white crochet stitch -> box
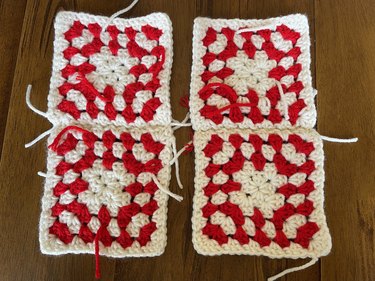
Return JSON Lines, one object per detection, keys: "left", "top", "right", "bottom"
{"left": 47, "top": 11, "right": 173, "bottom": 127}
{"left": 189, "top": 14, "right": 316, "bottom": 131}
{"left": 191, "top": 128, "right": 332, "bottom": 258}
{"left": 37, "top": 10, "right": 179, "bottom": 262}
{"left": 40, "top": 125, "right": 174, "bottom": 257}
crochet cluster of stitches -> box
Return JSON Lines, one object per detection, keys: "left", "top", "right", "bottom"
{"left": 39, "top": 11, "right": 174, "bottom": 257}
{"left": 190, "top": 15, "right": 316, "bottom": 131}
{"left": 190, "top": 14, "right": 331, "bottom": 258}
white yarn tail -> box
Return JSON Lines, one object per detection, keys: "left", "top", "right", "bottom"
{"left": 151, "top": 174, "right": 183, "bottom": 202}
{"left": 275, "top": 80, "right": 289, "bottom": 120}
{"left": 103, "top": 0, "right": 139, "bottom": 30}
{"left": 37, "top": 171, "right": 47, "bottom": 177}
{"left": 170, "top": 113, "right": 192, "bottom": 189}
{"left": 25, "top": 127, "right": 53, "bottom": 148}
{"left": 25, "top": 84, "right": 53, "bottom": 148}
{"left": 172, "top": 113, "right": 191, "bottom": 130}
{"left": 321, "top": 135, "right": 358, "bottom": 143}
{"left": 267, "top": 258, "right": 319, "bottom": 281}
{"left": 25, "top": 84, "right": 47, "bottom": 118}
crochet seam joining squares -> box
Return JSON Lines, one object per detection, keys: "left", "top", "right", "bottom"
{"left": 40, "top": 11, "right": 175, "bottom": 258}
{"left": 190, "top": 14, "right": 331, "bottom": 259}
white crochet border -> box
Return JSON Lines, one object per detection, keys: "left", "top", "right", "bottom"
{"left": 47, "top": 11, "right": 173, "bottom": 127}
{"left": 39, "top": 124, "right": 173, "bottom": 257}
{"left": 189, "top": 14, "right": 317, "bottom": 131}
{"left": 191, "top": 128, "right": 332, "bottom": 258}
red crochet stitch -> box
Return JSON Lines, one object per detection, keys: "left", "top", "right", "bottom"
{"left": 56, "top": 20, "right": 167, "bottom": 124}
{"left": 47, "top": 126, "right": 167, "bottom": 251}
{"left": 194, "top": 130, "right": 326, "bottom": 252}
{"left": 194, "top": 23, "right": 309, "bottom": 127}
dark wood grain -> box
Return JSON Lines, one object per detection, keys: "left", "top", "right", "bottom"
{"left": 315, "top": 0, "right": 375, "bottom": 280}
{"left": 0, "top": 0, "right": 27, "bottom": 156}
{"left": 0, "top": 0, "right": 373, "bottom": 280}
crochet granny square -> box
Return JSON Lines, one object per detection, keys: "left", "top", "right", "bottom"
{"left": 191, "top": 128, "right": 331, "bottom": 258}
{"left": 189, "top": 14, "right": 316, "bottom": 131}
{"left": 47, "top": 11, "right": 173, "bottom": 126}
{"left": 40, "top": 125, "right": 173, "bottom": 257}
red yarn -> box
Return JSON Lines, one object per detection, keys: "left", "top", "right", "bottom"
{"left": 49, "top": 221, "right": 74, "bottom": 244}
{"left": 137, "top": 222, "right": 157, "bottom": 246}
{"left": 141, "top": 133, "right": 165, "bottom": 154}
{"left": 179, "top": 95, "right": 190, "bottom": 109}
{"left": 294, "top": 222, "right": 319, "bottom": 248}
{"left": 49, "top": 126, "right": 90, "bottom": 151}
{"left": 233, "top": 226, "right": 249, "bottom": 245}
{"left": 276, "top": 24, "right": 301, "bottom": 45}
{"left": 202, "top": 223, "right": 228, "bottom": 245}
{"left": 202, "top": 27, "right": 217, "bottom": 47}
{"left": 141, "top": 24, "right": 163, "bottom": 40}
{"left": 64, "top": 21, "right": 85, "bottom": 41}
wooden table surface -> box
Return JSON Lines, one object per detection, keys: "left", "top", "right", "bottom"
{"left": 0, "top": 0, "right": 374, "bottom": 280}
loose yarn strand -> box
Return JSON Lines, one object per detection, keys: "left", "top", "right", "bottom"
{"left": 170, "top": 141, "right": 192, "bottom": 166}
{"left": 275, "top": 80, "right": 289, "bottom": 120}
{"left": 321, "top": 135, "right": 358, "bottom": 143}
{"left": 171, "top": 113, "right": 191, "bottom": 130}
{"left": 37, "top": 171, "right": 47, "bottom": 178}
{"left": 102, "top": 0, "right": 139, "bottom": 31}
{"left": 25, "top": 84, "right": 48, "bottom": 118}
{"left": 151, "top": 174, "right": 183, "bottom": 202}
{"left": 171, "top": 140, "right": 184, "bottom": 189}
{"left": 25, "top": 127, "right": 54, "bottom": 148}
{"left": 267, "top": 258, "right": 319, "bottom": 281}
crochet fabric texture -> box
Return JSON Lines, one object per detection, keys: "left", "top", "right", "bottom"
{"left": 47, "top": 12, "right": 173, "bottom": 126}
{"left": 190, "top": 14, "right": 331, "bottom": 259}
{"left": 39, "top": 11, "right": 174, "bottom": 258}
{"left": 190, "top": 14, "right": 316, "bottom": 131}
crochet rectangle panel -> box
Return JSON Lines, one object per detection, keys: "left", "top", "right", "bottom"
{"left": 47, "top": 12, "right": 173, "bottom": 126}
{"left": 40, "top": 125, "right": 173, "bottom": 257}
{"left": 189, "top": 14, "right": 316, "bottom": 131}
{"left": 191, "top": 128, "right": 331, "bottom": 258}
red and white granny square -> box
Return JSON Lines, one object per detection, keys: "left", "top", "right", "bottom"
{"left": 189, "top": 14, "right": 316, "bottom": 131}
{"left": 47, "top": 12, "right": 173, "bottom": 126}
{"left": 40, "top": 125, "right": 173, "bottom": 257}
{"left": 192, "top": 128, "right": 331, "bottom": 258}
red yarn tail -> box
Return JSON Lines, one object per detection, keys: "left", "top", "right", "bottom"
{"left": 179, "top": 95, "right": 189, "bottom": 109}
{"left": 183, "top": 142, "right": 194, "bottom": 154}
{"left": 48, "top": 126, "right": 90, "bottom": 151}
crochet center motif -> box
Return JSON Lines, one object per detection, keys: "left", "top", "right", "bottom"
{"left": 191, "top": 17, "right": 315, "bottom": 129}
{"left": 55, "top": 19, "right": 166, "bottom": 124}
{"left": 44, "top": 126, "right": 170, "bottom": 253}
{"left": 193, "top": 129, "right": 330, "bottom": 257}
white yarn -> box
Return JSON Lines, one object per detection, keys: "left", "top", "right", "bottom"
{"left": 151, "top": 174, "right": 183, "bottom": 202}
{"left": 25, "top": 127, "right": 53, "bottom": 148}
{"left": 25, "top": 84, "right": 48, "bottom": 118}
{"left": 171, "top": 139, "right": 184, "bottom": 189}
{"left": 189, "top": 14, "right": 316, "bottom": 131}
{"left": 170, "top": 141, "right": 192, "bottom": 166}
{"left": 49, "top": 11, "right": 173, "bottom": 127}
{"left": 172, "top": 113, "right": 191, "bottom": 130}
{"left": 102, "top": 0, "right": 139, "bottom": 31}
{"left": 191, "top": 128, "right": 332, "bottom": 258}
{"left": 267, "top": 258, "right": 319, "bottom": 281}
{"left": 38, "top": 171, "right": 47, "bottom": 177}
{"left": 321, "top": 135, "right": 358, "bottom": 143}
{"left": 39, "top": 11, "right": 178, "bottom": 259}
{"left": 275, "top": 80, "right": 289, "bottom": 120}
